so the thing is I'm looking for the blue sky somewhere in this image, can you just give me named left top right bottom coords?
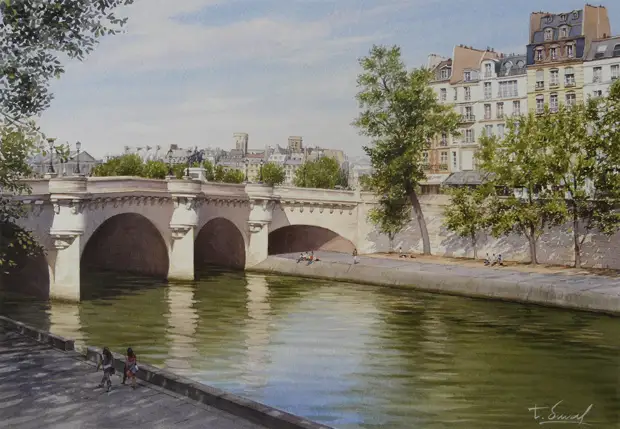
left=39, top=0, right=620, bottom=157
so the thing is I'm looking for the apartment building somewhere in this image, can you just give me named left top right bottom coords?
left=584, top=35, right=620, bottom=98
left=526, top=5, right=611, bottom=113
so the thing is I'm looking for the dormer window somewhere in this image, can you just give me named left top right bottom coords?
left=560, top=26, right=569, bottom=38
left=560, top=14, right=567, bottom=22
left=544, top=28, right=553, bottom=41
left=484, top=63, right=492, bottom=77
left=614, top=44, right=620, bottom=57
left=572, top=11, right=579, bottom=20
left=464, top=71, right=471, bottom=81
left=566, top=43, right=574, bottom=58
left=536, top=47, right=544, bottom=61
left=440, top=67, right=450, bottom=79
left=550, top=46, right=558, bottom=60
left=545, top=16, right=553, bottom=24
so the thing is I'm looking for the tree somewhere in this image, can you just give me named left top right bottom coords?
left=223, top=169, right=244, bottom=184
left=261, top=162, right=285, bottom=186
left=0, top=0, right=133, bottom=122
left=143, top=160, right=168, bottom=179
left=92, top=154, right=144, bottom=177
left=443, top=186, right=490, bottom=259
left=336, top=167, right=349, bottom=189
left=214, top=165, right=226, bottom=182
left=368, top=198, right=410, bottom=252
left=352, top=45, right=460, bottom=255
left=202, top=160, right=215, bottom=181
left=294, top=156, right=341, bottom=189
left=358, top=174, right=373, bottom=191
left=478, top=111, right=566, bottom=265
left=544, top=100, right=620, bottom=267
left=0, top=128, right=43, bottom=271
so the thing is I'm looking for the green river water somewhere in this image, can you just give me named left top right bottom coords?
left=0, top=269, right=619, bottom=428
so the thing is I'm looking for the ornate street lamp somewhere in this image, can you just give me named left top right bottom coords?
left=167, top=149, right=173, bottom=177
left=259, top=159, right=264, bottom=183
left=75, top=141, right=81, bottom=175
left=244, top=158, right=249, bottom=182
left=47, top=138, right=55, bottom=173
left=186, top=148, right=192, bottom=178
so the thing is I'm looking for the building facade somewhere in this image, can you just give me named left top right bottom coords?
left=526, top=5, right=611, bottom=113
left=584, top=36, right=620, bottom=98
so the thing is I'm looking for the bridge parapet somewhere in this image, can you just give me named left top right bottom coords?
left=87, top=176, right=168, bottom=194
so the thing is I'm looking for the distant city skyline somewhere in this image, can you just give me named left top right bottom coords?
left=36, top=1, right=620, bottom=158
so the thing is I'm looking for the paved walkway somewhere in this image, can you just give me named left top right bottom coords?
left=0, top=326, right=266, bottom=429
left=269, top=252, right=620, bottom=314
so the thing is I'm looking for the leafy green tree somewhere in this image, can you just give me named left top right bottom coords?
left=0, top=0, right=133, bottom=122
left=202, top=160, right=215, bottom=181
left=478, top=112, right=566, bottom=265
left=261, top=162, right=285, bottom=186
left=358, top=174, right=373, bottom=191
left=214, top=165, right=226, bottom=182
left=0, top=128, right=43, bottom=271
left=443, top=186, right=490, bottom=260
left=172, top=163, right=186, bottom=179
left=352, top=45, right=460, bottom=255
left=223, top=169, right=244, bottom=184
left=294, top=156, right=341, bottom=189
left=92, top=154, right=144, bottom=177
left=143, top=160, right=168, bottom=179
left=336, top=167, right=349, bottom=189
left=543, top=101, right=620, bottom=267
left=368, top=198, right=410, bottom=252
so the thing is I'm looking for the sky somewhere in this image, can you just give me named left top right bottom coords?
left=38, top=0, right=620, bottom=158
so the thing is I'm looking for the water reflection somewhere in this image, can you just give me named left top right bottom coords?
left=0, top=271, right=618, bottom=429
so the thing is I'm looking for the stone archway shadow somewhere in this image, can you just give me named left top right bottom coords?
left=81, top=213, right=169, bottom=278
left=194, top=218, right=246, bottom=271
left=0, top=223, right=50, bottom=299
left=268, top=225, right=355, bottom=255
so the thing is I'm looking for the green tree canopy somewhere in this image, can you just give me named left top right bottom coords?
left=143, top=160, right=168, bottom=180
left=442, top=186, right=491, bottom=260
left=92, top=154, right=144, bottom=177
left=478, top=111, right=566, bottom=264
left=223, top=169, right=244, bottom=184
left=261, top=162, right=285, bottom=186
left=294, top=156, right=341, bottom=189
left=202, top=160, right=215, bottom=181
left=368, top=198, right=410, bottom=252
left=352, top=45, right=460, bottom=255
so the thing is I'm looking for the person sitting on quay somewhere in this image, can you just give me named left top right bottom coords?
left=492, top=254, right=504, bottom=267
left=484, top=253, right=491, bottom=266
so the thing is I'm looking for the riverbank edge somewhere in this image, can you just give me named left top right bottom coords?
left=0, top=315, right=332, bottom=429
left=249, top=256, right=620, bottom=316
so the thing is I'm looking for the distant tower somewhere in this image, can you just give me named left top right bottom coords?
left=288, top=136, right=303, bottom=152
left=233, top=132, right=248, bottom=155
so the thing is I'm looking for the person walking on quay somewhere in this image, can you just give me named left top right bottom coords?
left=122, top=347, right=139, bottom=389
left=352, top=248, right=359, bottom=265
left=96, top=347, right=115, bottom=392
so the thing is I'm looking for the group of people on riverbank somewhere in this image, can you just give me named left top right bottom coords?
left=297, top=251, right=321, bottom=263
left=484, top=253, right=504, bottom=267
left=97, top=347, right=139, bottom=392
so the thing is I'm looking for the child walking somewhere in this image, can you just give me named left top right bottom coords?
left=96, top=347, right=114, bottom=392
left=122, top=347, right=139, bottom=389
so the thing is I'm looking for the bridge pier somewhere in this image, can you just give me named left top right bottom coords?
left=168, top=180, right=203, bottom=281
left=245, top=185, right=275, bottom=268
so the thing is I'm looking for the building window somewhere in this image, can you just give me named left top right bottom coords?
left=614, top=44, right=620, bottom=57
left=566, top=92, right=576, bottom=107
left=484, top=125, right=493, bottom=136
left=544, top=28, right=553, bottom=41
left=550, top=47, right=557, bottom=60
left=593, top=90, right=603, bottom=98
left=464, top=71, right=471, bottom=81
left=612, top=64, right=619, bottom=80
left=453, top=88, right=458, bottom=101
left=536, top=48, right=544, bottom=61
left=464, top=106, right=473, bottom=119
left=565, top=67, right=575, bottom=86
left=513, top=100, right=521, bottom=116
left=465, top=129, right=475, bottom=143
left=484, top=63, right=492, bottom=77
left=496, top=102, right=504, bottom=118
left=440, top=88, right=447, bottom=101
left=536, top=69, right=544, bottom=89
left=440, top=132, right=448, bottom=146
left=550, top=69, right=559, bottom=86
left=560, top=26, right=569, bottom=38
left=550, top=93, right=558, bottom=112
left=440, top=151, right=448, bottom=164
left=422, top=152, right=429, bottom=164
left=497, top=124, right=505, bottom=138
left=498, top=80, right=518, bottom=98
left=464, top=87, right=471, bottom=101
left=484, top=82, right=492, bottom=99
left=452, top=152, right=458, bottom=169
left=536, top=95, right=544, bottom=114
left=593, top=67, right=602, bottom=83
left=567, top=44, right=574, bottom=58
left=441, top=68, right=450, bottom=79
left=484, top=104, right=491, bottom=120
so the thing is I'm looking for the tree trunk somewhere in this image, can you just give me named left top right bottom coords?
left=407, top=189, right=431, bottom=255
left=388, top=233, right=394, bottom=253
left=573, top=210, right=581, bottom=268
left=471, top=233, right=477, bottom=260
left=527, top=228, right=538, bottom=265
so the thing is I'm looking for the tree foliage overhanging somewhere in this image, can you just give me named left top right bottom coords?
left=294, top=156, right=347, bottom=189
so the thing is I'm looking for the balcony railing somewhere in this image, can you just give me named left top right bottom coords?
left=422, top=163, right=449, bottom=173
left=550, top=81, right=560, bottom=88
left=497, top=91, right=519, bottom=99
left=565, top=80, right=576, bottom=87
left=460, top=114, right=476, bottom=123
left=536, top=81, right=545, bottom=89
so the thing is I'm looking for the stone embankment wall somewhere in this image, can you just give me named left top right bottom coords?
left=357, top=194, right=620, bottom=270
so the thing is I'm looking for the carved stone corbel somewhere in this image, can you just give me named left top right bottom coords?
left=247, top=221, right=267, bottom=234
left=51, top=199, right=61, bottom=214
left=50, top=233, right=79, bottom=250
left=170, top=225, right=191, bottom=240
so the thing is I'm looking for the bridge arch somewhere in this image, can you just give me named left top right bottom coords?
left=195, top=217, right=246, bottom=270
left=268, top=225, right=355, bottom=255
left=81, top=213, right=169, bottom=278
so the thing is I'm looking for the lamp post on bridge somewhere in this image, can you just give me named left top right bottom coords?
left=47, top=138, right=56, bottom=174
left=244, top=158, right=249, bottom=182
left=75, top=141, right=81, bottom=175
left=259, top=159, right=264, bottom=183
left=167, top=149, right=173, bottom=177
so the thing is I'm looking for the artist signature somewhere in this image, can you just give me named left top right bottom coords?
left=528, top=401, right=593, bottom=425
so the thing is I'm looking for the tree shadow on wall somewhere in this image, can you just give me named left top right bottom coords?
left=0, top=222, right=50, bottom=299
left=268, top=225, right=355, bottom=255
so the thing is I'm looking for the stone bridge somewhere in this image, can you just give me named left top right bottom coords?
left=6, top=177, right=382, bottom=301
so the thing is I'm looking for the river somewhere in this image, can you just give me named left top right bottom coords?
left=1, top=269, right=618, bottom=428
